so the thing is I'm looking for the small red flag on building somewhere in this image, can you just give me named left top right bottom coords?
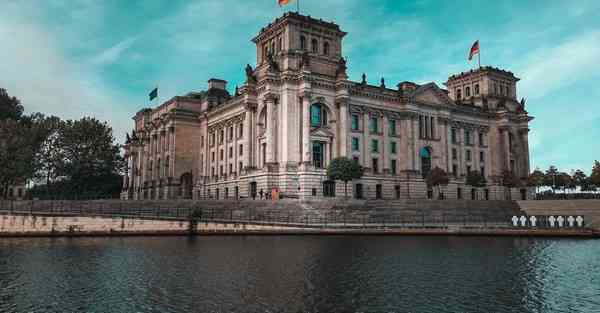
left=468, top=40, right=480, bottom=61
left=278, top=0, right=291, bottom=6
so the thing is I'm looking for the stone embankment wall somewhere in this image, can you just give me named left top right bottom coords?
left=517, top=200, right=600, bottom=229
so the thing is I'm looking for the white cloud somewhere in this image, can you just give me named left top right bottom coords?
left=91, top=37, right=137, bottom=66
left=0, top=18, right=133, bottom=143
left=517, top=31, right=600, bottom=100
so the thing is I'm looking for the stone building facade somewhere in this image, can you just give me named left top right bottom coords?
left=121, top=13, right=533, bottom=201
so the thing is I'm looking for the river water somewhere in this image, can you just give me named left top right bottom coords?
left=0, top=236, right=599, bottom=313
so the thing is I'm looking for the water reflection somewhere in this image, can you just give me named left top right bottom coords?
left=0, top=236, right=599, bottom=313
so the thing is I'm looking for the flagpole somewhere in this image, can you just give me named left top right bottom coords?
left=478, top=43, right=481, bottom=69
left=297, top=0, right=300, bottom=13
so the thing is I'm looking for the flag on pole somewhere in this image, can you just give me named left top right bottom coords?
left=149, top=87, right=158, bottom=101
left=468, top=40, right=480, bottom=61
left=278, top=0, right=291, bottom=6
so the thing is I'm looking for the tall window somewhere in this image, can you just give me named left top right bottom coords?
left=479, top=132, right=484, bottom=146
left=391, top=160, right=397, bottom=175
left=372, top=158, right=379, bottom=173
left=310, top=104, right=327, bottom=127
left=474, top=84, right=480, bottom=95
left=390, top=142, right=397, bottom=154
left=452, top=148, right=457, bottom=160
left=371, top=139, right=379, bottom=153
left=300, top=35, right=306, bottom=50
left=239, top=144, right=243, bottom=156
left=311, top=38, right=318, bottom=53
left=451, top=128, right=457, bottom=144
left=351, top=114, right=359, bottom=130
left=465, top=130, right=471, bottom=145
left=352, top=137, right=360, bottom=151
left=420, top=147, right=432, bottom=178
left=466, top=149, right=471, bottom=161
left=323, top=41, right=329, bottom=55
left=389, top=119, right=396, bottom=135
left=456, top=88, right=462, bottom=100
left=480, top=151, right=485, bottom=163
left=369, top=117, right=378, bottom=133
left=419, top=116, right=424, bottom=138
left=312, top=141, right=324, bottom=168
left=465, top=86, right=471, bottom=97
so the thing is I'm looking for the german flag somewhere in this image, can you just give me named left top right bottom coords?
left=278, top=0, right=291, bottom=6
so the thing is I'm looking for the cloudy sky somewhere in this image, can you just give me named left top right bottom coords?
left=1, top=0, right=599, bottom=173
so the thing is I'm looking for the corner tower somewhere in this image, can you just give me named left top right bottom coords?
left=252, top=12, right=347, bottom=77
left=445, top=66, right=520, bottom=110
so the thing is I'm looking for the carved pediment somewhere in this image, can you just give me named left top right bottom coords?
left=410, top=82, right=453, bottom=106
left=310, top=127, right=334, bottom=138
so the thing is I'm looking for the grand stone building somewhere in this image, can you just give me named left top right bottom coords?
left=121, top=13, right=533, bottom=201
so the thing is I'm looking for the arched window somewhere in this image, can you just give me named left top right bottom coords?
left=323, top=41, right=329, bottom=55
left=465, top=86, right=471, bottom=97
left=310, top=103, right=327, bottom=127
left=474, top=84, right=480, bottom=95
left=311, top=38, right=318, bottom=53
left=300, top=35, right=306, bottom=50
left=420, top=147, right=432, bottom=178
left=456, top=88, right=462, bottom=100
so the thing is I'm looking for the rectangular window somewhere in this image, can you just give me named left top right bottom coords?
left=466, top=149, right=471, bottom=161
left=239, top=144, right=243, bottom=156
left=229, top=163, right=233, bottom=174
left=480, top=151, right=484, bottom=163
left=475, top=84, right=480, bottom=95
left=220, top=149, right=224, bottom=160
left=372, top=158, right=379, bottom=173
left=479, top=132, right=484, bottom=146
left=312, top=141, right=324, bottom=168
left=389, top=119, right=396, bottom=135
left=467, top=165, right=472, bottom=174
left=369, top=117, right=378, bottom=133
left=465, top=130, right=471, bottom=145
left=451, top=128, right=457, bottom=144
left=480, top=166, right=485, bottom=176
left=391, top=159, right=397, bottom=174
left=239, top=161, right=243, bottom=173
left=452, top=148, right=457, bottom=160
left=371, top=139, right=379, bottom=153
left=229, top=147, right=233, bottom=158
left=453, top=164, right=458, bottom=177
left=220, top=165, right=223, bottom=175
left=390, top=141, right=397, bottom=154
left=239, top=124, right=243, bottom=138
left=229, top=127, right=233, bottom=141
left=351, top=114, right=359, bottom=130
left=352, top=137, right=360, bottom=151
left=211, top=152, right=215, bottom=162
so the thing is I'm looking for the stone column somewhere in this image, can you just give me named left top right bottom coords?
left=521, top=128, right=530, bottom=177
left=382, top=115, right=390, bottom=173
left=363, top=112, right=370, bottom=169
left=301, top=93, right=311, bottom=164
left=337, top=99, right=349, bottom=157
left=244, top=108, right=253, bottom=170
left=265, top=94, right=276, bottom=164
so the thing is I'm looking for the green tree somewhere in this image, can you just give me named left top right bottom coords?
left=55, top=117, right=125, bottom=198
left=572, top=169, right=587, bottom=192
left=0, top=114, right=49, bottom=198
left=425, top=167, right=449, bottom=199
left=544, top=165, right=559, bottom=193
left=466, top=170, right=487, bottom=187
left=34, top=116, right=65, bottom=194
left=501, top=170, right=521, bottom=200
left=527, top=168, right=545, bottom=194
left=327, top=157, right=363, bottom=198
left=0, top=88, right=23, bottom=120
left=591, top=160, right=600, bottom=191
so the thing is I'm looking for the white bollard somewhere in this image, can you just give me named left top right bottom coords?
left=519, top=215, right=527, bottom=227
left=576, top=216, right=584, bottom=227
left=557, top=216, right=564, bottom=228
left=567, top=216, right=575, bottom=227
left=529, top=216, right=537, bottom=227
left=548, top=216, right=556, bottom=228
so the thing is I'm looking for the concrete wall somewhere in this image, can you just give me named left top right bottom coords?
left=517, top=200, right=600, bottom=229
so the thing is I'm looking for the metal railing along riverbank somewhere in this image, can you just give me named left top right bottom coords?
left=0, top=200, right=589, bottom=230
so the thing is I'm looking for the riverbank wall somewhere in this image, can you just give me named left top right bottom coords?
left=1, top=213, right=597, bottom=238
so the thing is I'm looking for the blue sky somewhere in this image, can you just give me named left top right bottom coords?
left=1, top=0, right=599, bottom=173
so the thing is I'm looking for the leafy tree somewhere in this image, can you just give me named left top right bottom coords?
left=34, top=116, right=65, bottom=193
left=0, top=88, right=23, bottom=120
left=501, top=170, right=521, bottom=200
left=591, top=160, right=600, bottom=191
left=554, top=172, right=572, bottom=194
left=572, top=169, right=587, bottom=192
left=56, top=117, right=125, bottom=198
left=527, top=169, right=545, bottom=194
left=425, top=167, right=449, bottom=199
left=0, top=114, right=49, bottom=198
left=327, top=157, right=363, bottom=198
left=466, top=170, right=487, bottom=187
left=544, top=165, right=559, bottom=193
